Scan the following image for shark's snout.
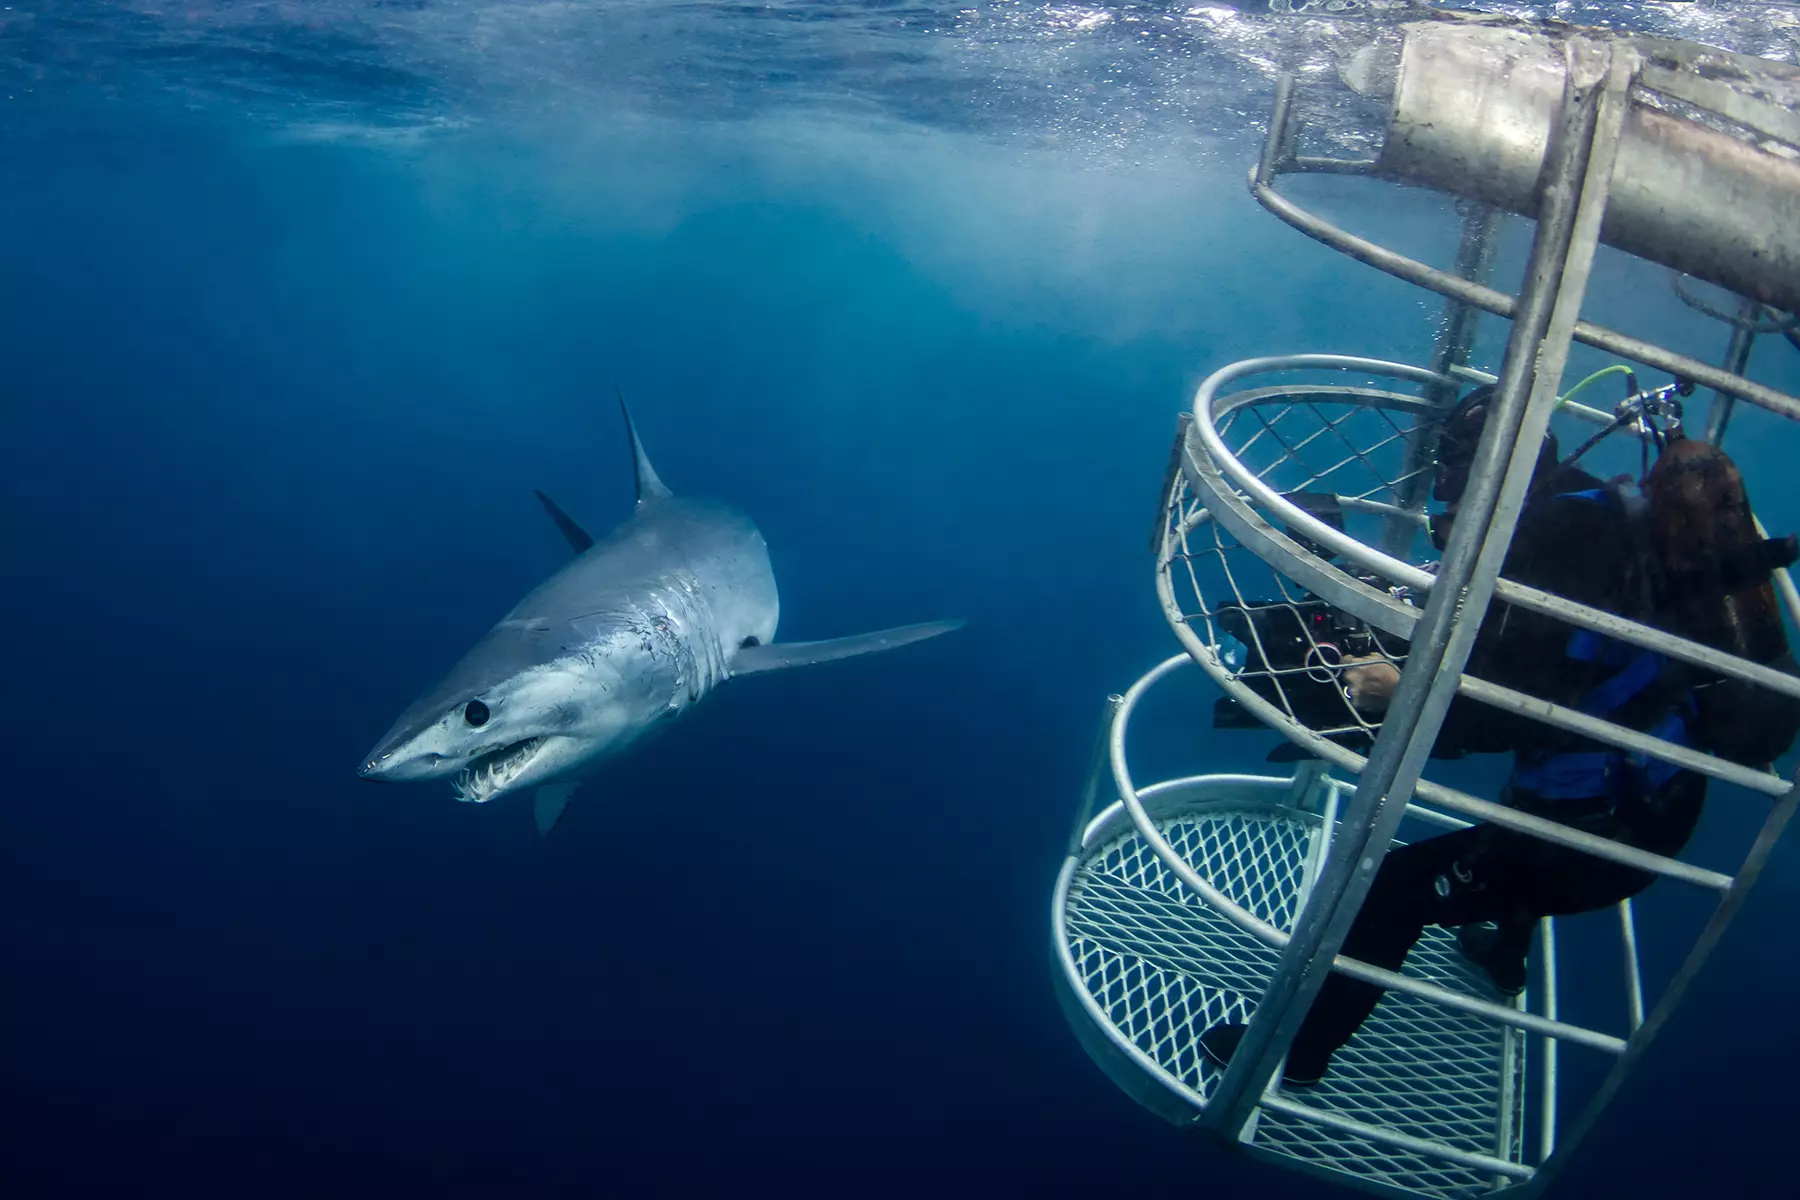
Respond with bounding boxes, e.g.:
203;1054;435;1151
358;750;407;781
356;737;452;783
356;730;553;798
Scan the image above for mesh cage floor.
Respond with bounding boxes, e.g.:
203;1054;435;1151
1063;799;1529;1199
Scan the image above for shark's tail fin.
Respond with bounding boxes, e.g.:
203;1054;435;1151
617;385;673;506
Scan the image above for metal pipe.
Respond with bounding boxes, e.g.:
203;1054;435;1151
1188;355;1457;595
1534;780;1800;1190
1155;515;1743;888
1288;155;1380;175
1457;675;1790;797
1618;901;1646;1033
1065;694;1125;858
1106;654;1632;1055
1157;509;1760;882
1488;577;1800;709
1376;20;1800;314
1182;389;1800;707
1256;74;1297;189
1203;39;1628;1136
1248;177;1800;421
1294;762;1338;909
1256;1093;1536;1182
1048;854;1207;1120
1154;564;1741;888
1539;916;1561;1163
1382;202;1502;559
1148;414;1193;554
1495;997;1524;1181
1405;781;1732;892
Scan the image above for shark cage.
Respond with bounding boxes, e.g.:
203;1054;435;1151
1050;11;1800;1198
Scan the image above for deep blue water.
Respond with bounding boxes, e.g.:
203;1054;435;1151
6;3;1800;1197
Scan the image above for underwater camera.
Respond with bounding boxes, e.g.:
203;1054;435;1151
1210;595;1397;757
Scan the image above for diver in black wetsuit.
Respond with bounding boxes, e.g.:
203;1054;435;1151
1199;385;1709;1087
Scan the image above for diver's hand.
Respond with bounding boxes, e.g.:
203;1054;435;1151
1342;655;1401;714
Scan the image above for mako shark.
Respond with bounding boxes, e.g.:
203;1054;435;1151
358;394;963;834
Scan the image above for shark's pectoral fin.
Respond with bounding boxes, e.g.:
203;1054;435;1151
730;620;965;677
534;782;581;836
534;490;595;554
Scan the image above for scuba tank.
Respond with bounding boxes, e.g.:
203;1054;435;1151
1644;435;1800;767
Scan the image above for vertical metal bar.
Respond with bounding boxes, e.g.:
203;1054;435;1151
1381;203;1503;559
1533;779;1800;1190
1290;758;1330;810
1617;900;1646;1033
1538;917;1561;1163
1294;766;1340;915
1149;414;1195;554
1704;297;1762;444
1065;695;1126;857
1202;39;1628;1138
1495;993;1525;1184
1256;75;1298;190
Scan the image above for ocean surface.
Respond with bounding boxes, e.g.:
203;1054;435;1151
5;2;1800;1195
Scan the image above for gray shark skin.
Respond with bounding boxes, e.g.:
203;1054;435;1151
358;394;963;834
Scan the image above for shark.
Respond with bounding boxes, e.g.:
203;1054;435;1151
357;393;963;835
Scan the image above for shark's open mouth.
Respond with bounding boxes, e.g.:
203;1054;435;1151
452;737;546;803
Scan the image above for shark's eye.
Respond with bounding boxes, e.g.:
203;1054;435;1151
464;700;490;727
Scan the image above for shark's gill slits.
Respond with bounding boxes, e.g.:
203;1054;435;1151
452;737;546;803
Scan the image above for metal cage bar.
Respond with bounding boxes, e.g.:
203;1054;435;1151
1109;654;1629;1055
1057;24;1800;1200
1155;507;1735;893
1538;918;1560;1164
1250;76;1800;423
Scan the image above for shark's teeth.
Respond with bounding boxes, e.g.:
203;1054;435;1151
452;737;545;803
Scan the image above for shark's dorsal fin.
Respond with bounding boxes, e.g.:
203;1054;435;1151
534;489;595;554
617;386;672;506
730;620;965;677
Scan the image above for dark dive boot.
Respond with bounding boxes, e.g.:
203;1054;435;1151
1198;1022;1327;1088
1455;921;1529;997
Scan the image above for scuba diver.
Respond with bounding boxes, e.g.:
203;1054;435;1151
1199;378;1800;1088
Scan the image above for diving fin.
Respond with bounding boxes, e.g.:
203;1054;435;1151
730;620;965;677
534;782;580;837
534;490;595;554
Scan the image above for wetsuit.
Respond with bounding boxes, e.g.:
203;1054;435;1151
1282;462;1707;1081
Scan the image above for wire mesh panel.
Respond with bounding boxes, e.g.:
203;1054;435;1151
1252;943;1528;1200
1064;801;1313;1104
1160;390;1436;763
1165;495;1411;759
1220;387;1430;510
1058;17;1800;1185
1054;343;1800;1199
1061;793;1528;1198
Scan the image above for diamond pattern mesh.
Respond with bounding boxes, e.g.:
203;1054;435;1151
1220;390;1423;506
1064;800;1528;1199
1162;393;1431;753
